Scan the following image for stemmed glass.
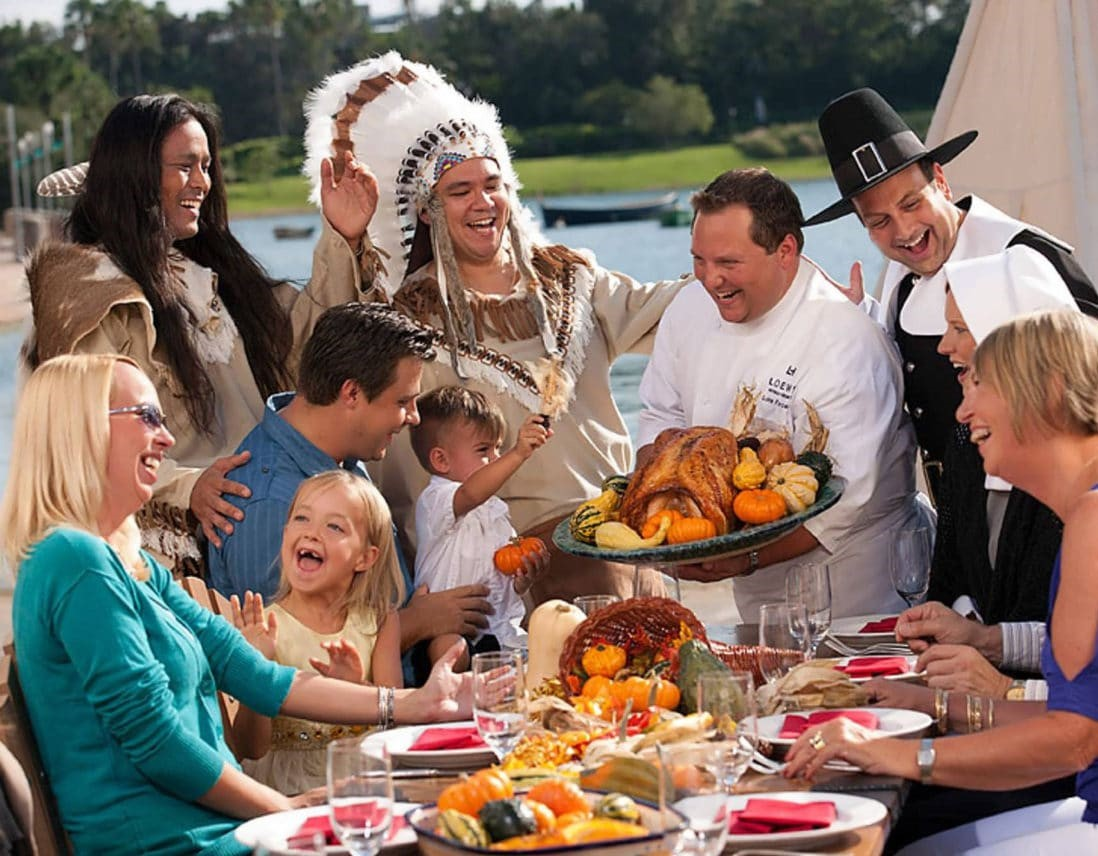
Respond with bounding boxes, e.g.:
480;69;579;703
785;563;832;658
696;671;757;792
657;741;729;856
573;594;620;616
326;735;393;856
890;527;932;607
472;650;528;762
757;602;808;683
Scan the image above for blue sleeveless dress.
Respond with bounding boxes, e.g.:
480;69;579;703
1041;549;1098;822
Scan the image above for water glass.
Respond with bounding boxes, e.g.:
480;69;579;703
326;736;393;856
573;594;620;616
785;563;832;658
472;650;528;762
890;527;932;607
696;671;757;791
757;602;808;683
658;742;730;856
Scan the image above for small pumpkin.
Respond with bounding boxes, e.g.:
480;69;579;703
732;489;787;525
437;767;514;817
522;799;557;833
526;779;590;818
582;643;627;678
666;516;718;544
767;462;819;513
796;450;833;488
641;508;683;538
601;474;631;496
758;437;795;470
581;674;613;698
436;809;490;847
479;798;538;843
611;675;680;710
493;536;548;576
732;447;767;490
594;792;641;825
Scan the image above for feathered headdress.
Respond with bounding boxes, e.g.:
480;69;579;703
303;52;556;378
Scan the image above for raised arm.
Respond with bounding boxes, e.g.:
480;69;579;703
453;414;550;518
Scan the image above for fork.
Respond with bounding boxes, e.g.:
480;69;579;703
822;635;912;657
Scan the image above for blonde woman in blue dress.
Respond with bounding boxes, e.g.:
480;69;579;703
232;470;404;794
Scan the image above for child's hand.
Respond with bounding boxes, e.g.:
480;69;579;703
230;591;278;660
514;413;552;459
309;638;367;683
511;544;551;596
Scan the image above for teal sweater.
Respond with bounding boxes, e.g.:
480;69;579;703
13;527;296;855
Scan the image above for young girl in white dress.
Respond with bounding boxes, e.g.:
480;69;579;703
232;470;404;794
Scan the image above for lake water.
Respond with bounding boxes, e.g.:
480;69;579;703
0;178;883;492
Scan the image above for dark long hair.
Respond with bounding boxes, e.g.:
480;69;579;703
67;94;293;434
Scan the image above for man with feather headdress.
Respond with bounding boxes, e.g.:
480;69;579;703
303;53;685;602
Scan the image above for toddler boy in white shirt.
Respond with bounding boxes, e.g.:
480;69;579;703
410;386;550;668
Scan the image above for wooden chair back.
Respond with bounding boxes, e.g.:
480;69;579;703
0;651;73;856
178;577;242;757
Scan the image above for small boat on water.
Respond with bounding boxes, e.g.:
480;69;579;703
541;191;679;227
273;225;316;240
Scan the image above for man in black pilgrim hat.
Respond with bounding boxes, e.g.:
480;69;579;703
807;88;1097;501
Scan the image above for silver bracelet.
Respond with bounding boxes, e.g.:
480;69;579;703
385;686;395;728
377;686;395;730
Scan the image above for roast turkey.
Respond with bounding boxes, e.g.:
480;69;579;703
619;426;739;534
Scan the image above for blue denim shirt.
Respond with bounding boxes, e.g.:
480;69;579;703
206;393;417;682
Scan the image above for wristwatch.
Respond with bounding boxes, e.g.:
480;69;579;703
916;738;936;784
746;550;760;575
1005;679;1026;701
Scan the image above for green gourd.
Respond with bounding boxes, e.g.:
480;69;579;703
436;809;489;847
569;488;622;544
601;474;631;496
677;639;732;713
478;798;538;843
795;450;833;488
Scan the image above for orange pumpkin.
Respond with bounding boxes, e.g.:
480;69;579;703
581;674;613;698
610;675;680;710
526;779;590;818
641;509;684;538
666;517;717;544
732;489;787;525
436;767;513;816
581;643;627;678
493;536;549;576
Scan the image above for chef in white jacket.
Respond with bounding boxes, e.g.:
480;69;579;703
638;167;931;623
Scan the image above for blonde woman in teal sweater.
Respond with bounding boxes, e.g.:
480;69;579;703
0;353;471;855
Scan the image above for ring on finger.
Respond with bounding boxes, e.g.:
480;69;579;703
809;731;826;751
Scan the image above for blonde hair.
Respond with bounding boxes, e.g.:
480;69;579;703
0;354;141;569
275;470;405;621
973;309;1098;440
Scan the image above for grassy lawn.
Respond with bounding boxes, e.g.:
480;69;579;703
226;144;831;214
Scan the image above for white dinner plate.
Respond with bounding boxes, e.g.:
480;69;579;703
234;803;419;854
755;707;933;746
362;721;497;771
829;613;900;640
694;790;888;850
831;655;923;683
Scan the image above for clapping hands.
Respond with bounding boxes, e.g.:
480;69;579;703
230;591;278;660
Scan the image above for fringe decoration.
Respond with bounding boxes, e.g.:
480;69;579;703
135;501;205;578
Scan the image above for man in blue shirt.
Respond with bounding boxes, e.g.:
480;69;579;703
208;302;493;683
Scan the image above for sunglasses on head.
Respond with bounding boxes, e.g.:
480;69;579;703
108;403;169;430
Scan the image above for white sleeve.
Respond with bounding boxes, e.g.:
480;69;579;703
1000;621;1045;673
412;480;459;589
637;298;687;448
858;293;887;329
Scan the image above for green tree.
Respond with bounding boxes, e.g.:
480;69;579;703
626;75;714;146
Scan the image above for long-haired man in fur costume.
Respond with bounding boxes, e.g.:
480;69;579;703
304;54;686;602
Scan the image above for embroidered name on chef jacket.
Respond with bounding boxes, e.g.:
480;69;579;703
761;365;799;413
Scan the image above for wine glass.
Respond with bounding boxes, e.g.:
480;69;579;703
472;650;528;762
657;741;729;856
757;602;808;683
573;594;620;616
785;563;832;658
696;671;757;791
890;527;932;607
326;735;393;856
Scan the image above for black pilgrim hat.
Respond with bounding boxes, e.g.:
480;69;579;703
804;88;977;226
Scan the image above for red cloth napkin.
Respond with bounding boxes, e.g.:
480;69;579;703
288;809;406;848
728;798;836;834
407;726;486;751
860;616;898;633
835;656;910;678
779;709;880;739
